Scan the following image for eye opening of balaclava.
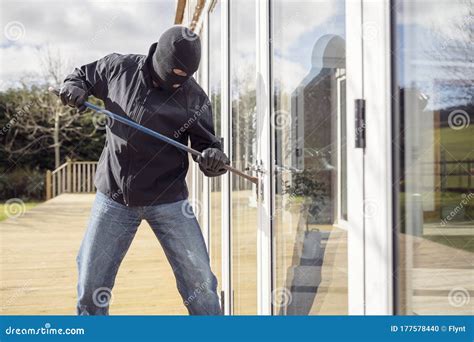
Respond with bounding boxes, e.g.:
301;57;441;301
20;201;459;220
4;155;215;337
151;26;201;91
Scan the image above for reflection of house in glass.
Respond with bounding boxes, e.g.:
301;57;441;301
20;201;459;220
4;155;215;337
289;34;345;222
275;34;346;315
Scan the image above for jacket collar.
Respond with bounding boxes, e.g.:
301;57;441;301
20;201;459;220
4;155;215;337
140;42;159;88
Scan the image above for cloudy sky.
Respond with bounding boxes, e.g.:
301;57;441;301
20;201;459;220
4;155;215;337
1;0;472;108
0;0;176;89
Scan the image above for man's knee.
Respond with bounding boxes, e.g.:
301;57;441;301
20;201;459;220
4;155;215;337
181;276;221;315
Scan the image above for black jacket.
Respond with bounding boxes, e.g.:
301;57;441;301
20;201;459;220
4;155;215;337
63;44;221;206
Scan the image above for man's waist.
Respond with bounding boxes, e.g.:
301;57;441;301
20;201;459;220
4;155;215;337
95;175;189;206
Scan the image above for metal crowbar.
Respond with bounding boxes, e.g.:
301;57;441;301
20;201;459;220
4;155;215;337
49;87;258;185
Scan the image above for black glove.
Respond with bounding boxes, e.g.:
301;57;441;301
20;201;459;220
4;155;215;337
197;148;229;176
59;84;88;112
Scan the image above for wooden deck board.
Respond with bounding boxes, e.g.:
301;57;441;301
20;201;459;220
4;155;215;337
0;194;186;315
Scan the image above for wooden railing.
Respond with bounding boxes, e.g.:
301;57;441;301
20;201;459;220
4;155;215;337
45;159;98;199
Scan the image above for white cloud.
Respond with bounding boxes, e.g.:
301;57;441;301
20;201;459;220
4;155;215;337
397;0;472;42
0;0;176;88
273;55;308;92
273;0;338;53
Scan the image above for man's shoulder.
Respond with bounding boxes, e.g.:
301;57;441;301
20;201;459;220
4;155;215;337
184;77;207;99
101;53;145;73
182;78;212;117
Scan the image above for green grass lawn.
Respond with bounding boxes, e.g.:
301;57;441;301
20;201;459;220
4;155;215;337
425;235;474;253
0;202;41;221
440;125;474;160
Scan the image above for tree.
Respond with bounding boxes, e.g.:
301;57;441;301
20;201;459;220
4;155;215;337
0;48;105;172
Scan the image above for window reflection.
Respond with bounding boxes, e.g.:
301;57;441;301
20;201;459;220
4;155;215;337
272;0;348;315
394;0;474;315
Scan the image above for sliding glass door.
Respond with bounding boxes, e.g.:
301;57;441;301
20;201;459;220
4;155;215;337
393;0;473;315
204;0;369;315
269;0;365;315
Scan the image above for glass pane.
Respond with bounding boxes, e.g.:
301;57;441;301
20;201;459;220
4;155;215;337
209;2;222;308
271;0;348;315
394;0;474;315
230;0;258;314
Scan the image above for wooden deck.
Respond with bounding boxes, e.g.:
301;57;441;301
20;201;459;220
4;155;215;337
1;193;471;315
0;194;186;315
0;192;349;316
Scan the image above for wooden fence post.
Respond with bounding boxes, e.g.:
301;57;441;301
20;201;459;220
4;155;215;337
45;170;52;200
66;158;72;193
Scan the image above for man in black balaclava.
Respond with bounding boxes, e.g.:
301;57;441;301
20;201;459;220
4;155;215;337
150;26;201;90
59;26;227;315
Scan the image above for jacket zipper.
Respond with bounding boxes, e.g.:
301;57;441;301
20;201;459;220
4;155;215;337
123;85;150;206
123;82;143;206
124;175;132;206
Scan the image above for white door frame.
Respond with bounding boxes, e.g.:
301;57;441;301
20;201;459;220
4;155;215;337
201;0;232;315
361;0;393;315
256;0;272;315
346;0;366;315
220;0;232;316
201;9;210;250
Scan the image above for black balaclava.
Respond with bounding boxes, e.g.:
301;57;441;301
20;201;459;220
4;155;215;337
151;26;201;91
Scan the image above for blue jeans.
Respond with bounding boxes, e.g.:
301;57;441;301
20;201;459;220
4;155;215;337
76;191;221;315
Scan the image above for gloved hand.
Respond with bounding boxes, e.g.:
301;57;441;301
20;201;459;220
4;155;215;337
59;84;88;112
197;148;229;176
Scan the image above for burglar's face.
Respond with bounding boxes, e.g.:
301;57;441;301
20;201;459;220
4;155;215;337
152;26;201;91
172;69;187;88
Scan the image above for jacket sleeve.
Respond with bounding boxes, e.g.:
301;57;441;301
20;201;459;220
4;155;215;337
187;92;223;176
63;54;116;101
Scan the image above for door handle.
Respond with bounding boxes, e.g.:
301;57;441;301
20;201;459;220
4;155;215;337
355;98;366;148
245;160;267;174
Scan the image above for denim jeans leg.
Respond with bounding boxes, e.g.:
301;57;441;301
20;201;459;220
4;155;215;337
76;192;141;315
144;199;222;315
